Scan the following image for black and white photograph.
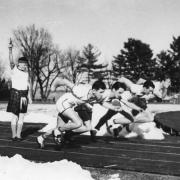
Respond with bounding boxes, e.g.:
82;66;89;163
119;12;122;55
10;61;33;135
0;0;180;179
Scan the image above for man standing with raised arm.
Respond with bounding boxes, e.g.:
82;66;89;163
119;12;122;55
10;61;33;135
7;55;32;141
7;37;32;141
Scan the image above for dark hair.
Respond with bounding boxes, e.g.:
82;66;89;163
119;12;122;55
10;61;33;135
130;96;147;116
18;57;28;64
111;82;126;91
92;80;106;90
143;80;155;89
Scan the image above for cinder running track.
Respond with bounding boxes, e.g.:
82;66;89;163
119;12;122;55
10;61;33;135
0;122;180;177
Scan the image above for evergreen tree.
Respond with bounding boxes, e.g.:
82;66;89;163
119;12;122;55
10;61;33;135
156;51;174;78
112;38;155;82
78;44;107;83
168;36;180;92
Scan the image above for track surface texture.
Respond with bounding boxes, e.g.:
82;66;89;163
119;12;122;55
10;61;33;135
0;121;180;178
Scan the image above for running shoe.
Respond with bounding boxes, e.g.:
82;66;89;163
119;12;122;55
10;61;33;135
16;137;23;142
90;129;98;142
11;137;17;141
113;126;123;138
63;131;75;143
53;129;63;145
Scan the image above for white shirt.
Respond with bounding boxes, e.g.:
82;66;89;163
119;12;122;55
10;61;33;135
153;81;163;98
11;66;29;90
56;84;93;112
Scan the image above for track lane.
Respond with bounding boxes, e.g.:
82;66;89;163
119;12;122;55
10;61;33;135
0;122;180;176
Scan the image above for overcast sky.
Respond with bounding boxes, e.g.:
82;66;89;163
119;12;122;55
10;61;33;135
0;0;180;63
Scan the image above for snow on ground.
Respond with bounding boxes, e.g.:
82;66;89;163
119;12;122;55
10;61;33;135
0;154;94;180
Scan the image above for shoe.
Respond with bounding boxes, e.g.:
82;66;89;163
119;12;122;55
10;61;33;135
16;137;23;142
11;137;17;141
90;129;98;142
113;126;123;138
53;129;63;145
91;129;97;136
64;131;74;142
37;136;45;148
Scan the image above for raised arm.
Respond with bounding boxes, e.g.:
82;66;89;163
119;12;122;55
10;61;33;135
8;38;15;69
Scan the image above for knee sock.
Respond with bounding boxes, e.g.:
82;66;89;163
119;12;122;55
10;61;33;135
95;110;116;130
125;124;132;132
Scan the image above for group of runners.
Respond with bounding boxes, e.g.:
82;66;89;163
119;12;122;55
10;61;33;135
36;73;173;148
6;56;174;148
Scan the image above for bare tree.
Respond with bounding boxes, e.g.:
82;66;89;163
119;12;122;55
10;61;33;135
33;50;64;100
62;48;86;84
13;24;65;100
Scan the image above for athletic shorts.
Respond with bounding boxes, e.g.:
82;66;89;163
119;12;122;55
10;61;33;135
58;104;92;122
7;88;28;116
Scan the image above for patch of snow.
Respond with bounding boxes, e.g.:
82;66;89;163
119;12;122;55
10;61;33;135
0;154;94;180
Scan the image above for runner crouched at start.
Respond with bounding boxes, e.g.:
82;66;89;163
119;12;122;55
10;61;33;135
37;80;105;148
111;96;164;140
37;79;122;148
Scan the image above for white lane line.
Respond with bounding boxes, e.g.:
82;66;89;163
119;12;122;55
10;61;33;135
17;135;180;150
81;145;180;156
0;144;180;164
0;137;180;158
104;164;117;168
0;123;45;128
6;132;180;149
109;141;180;149
0;138;55;145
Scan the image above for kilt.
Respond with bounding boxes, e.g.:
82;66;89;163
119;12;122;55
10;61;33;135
7;88;28;116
